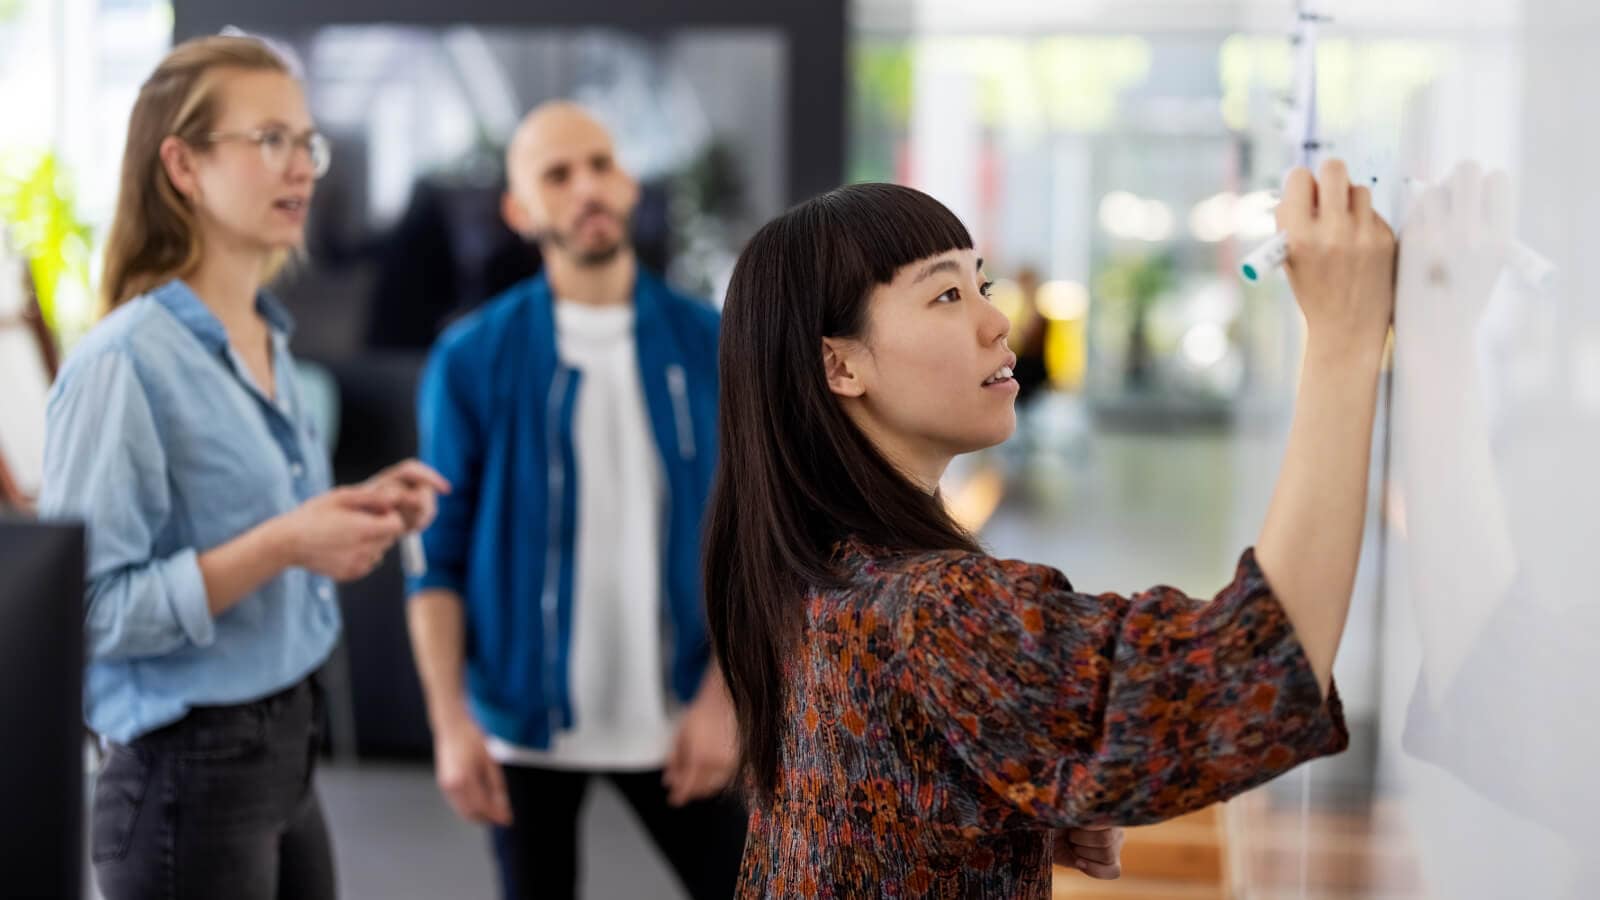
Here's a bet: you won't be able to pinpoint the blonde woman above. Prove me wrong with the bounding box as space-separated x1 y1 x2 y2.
39 36 446 900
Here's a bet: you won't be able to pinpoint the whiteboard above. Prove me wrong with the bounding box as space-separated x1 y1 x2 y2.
1301 1 1600 897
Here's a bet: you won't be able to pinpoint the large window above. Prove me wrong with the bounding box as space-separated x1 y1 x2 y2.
0 0 170 342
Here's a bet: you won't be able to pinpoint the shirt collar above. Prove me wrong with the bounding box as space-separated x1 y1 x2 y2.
150 279 297 353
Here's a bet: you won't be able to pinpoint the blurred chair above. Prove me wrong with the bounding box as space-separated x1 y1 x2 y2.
0 519 86 900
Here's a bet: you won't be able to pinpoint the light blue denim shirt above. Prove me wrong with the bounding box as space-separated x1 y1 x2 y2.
38 279 340 744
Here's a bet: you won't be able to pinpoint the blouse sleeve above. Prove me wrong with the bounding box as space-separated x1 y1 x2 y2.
39 349 214 660
896 548 1347 828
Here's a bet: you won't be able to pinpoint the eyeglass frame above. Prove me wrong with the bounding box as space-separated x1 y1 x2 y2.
200 127 331 179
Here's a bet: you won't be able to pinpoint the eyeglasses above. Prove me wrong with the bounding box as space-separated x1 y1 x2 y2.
203 128 331 179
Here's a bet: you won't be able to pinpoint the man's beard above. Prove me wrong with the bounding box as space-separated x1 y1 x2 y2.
540 205 631 267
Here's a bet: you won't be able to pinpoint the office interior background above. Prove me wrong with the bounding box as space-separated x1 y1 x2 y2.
2 0 1596 897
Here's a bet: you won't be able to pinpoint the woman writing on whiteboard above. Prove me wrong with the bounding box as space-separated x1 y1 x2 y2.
703 160 1395 896
39 36 445 899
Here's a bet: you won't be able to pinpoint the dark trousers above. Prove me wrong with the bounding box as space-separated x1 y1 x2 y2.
91 679 336 900
491 766 747 900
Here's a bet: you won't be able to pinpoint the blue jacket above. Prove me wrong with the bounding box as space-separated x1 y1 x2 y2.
410 270 720 749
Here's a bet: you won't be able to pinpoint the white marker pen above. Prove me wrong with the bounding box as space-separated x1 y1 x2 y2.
400 533 427 578
1240 229 1554 288
1239 233 1289 283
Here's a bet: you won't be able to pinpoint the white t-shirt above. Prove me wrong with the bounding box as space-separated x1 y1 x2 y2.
486 300 679 771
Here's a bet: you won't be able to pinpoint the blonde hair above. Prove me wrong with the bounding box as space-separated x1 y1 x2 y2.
100 35 293 312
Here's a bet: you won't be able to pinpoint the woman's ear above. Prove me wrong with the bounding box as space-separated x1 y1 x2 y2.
158 136 200 202
822 338 867 399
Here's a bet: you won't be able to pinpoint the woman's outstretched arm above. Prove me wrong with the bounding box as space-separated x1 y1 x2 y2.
1254 159 1398 698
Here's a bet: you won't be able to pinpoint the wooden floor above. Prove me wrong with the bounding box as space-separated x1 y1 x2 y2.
1052 795 1427 900
1054 807 1230 900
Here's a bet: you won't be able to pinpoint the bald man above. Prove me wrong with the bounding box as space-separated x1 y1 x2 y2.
407 103 745 899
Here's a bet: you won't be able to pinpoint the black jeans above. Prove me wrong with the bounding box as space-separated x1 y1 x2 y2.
91 678 335 900
491 766 747 900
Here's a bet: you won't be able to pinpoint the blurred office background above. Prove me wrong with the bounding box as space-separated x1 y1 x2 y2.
3 0 1596 897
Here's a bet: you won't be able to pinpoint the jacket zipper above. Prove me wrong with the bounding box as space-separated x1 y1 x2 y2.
666 364 695 461
541 366 571 738
662 364 692 704
660 454 679 708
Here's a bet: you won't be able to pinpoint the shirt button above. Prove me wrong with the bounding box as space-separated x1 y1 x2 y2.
290 462 305 478
317 583 333 601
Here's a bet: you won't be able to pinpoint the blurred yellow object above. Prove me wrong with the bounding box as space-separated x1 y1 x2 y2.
1046 317 1087 391
1037 280 1089 321
988 277 1026 325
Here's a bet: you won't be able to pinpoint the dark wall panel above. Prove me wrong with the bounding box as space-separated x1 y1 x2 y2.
173 0 846 204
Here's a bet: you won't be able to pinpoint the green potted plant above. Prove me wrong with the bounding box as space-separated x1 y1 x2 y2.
0 151 94 344
1094 252 1175 391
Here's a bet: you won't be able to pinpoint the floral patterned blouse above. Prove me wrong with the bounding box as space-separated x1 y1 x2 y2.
737 540 1348 898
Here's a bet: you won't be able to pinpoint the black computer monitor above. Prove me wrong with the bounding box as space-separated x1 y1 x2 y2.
0 519 85 900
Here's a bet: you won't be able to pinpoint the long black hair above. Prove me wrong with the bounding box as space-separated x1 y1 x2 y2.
703 183 985 804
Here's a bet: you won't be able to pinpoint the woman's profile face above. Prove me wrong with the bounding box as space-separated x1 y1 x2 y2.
173 69 318 256
828 247 1019 468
